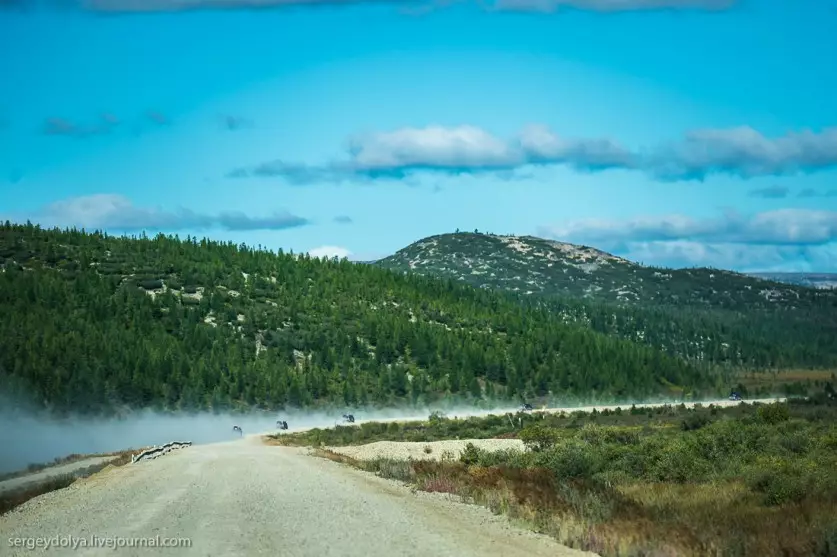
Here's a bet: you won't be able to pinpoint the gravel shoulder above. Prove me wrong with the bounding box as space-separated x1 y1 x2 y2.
0 435 595 557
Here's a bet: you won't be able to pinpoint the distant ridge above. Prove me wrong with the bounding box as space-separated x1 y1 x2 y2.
746 272 837 290
375 231 831 307
374 231 837 370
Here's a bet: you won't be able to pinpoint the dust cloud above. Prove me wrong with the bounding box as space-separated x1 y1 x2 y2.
0 398 523 475
0 393 772 475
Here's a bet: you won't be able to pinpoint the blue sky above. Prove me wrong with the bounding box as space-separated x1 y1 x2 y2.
1 0 836 271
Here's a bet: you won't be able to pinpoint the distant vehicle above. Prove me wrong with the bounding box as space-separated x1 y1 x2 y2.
233 425 243 436
519 403 533 413
729 392 743 402
276 420 289 430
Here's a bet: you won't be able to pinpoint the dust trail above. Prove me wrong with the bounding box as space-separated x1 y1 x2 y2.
0 396 785 475
0 400 508 474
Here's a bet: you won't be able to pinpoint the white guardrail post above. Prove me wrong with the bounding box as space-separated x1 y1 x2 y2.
132 441 192 464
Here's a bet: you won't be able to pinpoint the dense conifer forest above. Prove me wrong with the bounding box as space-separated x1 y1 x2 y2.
377 232 837 369
0 223 714 416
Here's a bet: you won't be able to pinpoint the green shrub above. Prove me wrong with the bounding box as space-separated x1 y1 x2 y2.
758 402 791 425
537 440 601 480
778 430 811 455
681 412 711 431
366 458 414 482
648 438 709 483
460 442 482 466
746 466 808 506
577 424 640 446
519 424 560 452
428 411 448 423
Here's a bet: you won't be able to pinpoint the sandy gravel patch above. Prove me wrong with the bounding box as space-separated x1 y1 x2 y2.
327 438 526 462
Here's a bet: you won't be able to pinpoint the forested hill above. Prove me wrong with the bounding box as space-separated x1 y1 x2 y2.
375 232 837 369
375 232 833 309
0 223 709 416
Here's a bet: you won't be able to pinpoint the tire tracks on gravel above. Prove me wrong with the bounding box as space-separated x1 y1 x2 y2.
1 435 596 557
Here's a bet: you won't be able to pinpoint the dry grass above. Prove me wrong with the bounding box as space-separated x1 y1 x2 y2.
615 482 837 556
762 369 834 382
312 448 360 466
737 369 836 390
0 447 150 483
261 436 290 447
323 452 837 557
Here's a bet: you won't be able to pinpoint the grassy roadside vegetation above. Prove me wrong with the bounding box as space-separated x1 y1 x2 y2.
734 369 836 399
0 448 142 516
280 388 837 556
0 449 144 483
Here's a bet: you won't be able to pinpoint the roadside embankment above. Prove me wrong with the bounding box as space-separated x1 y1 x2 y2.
0 440 191 516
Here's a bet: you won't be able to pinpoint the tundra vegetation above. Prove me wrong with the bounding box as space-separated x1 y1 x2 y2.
278 391 837 557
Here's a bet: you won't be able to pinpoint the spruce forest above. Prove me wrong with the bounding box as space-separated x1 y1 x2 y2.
0 222 827 416
1 222 710 416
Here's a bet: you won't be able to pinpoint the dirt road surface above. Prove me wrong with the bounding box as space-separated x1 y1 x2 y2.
536 397 786 416
316 397 788 432
0 435 596 557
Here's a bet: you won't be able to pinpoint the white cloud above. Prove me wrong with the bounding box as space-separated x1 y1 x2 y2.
616 241 835 271
231 124 837 184
307 245 353 260
650 126 837 181
538 209 837 247
537 209 837 271
347 125 518 171
5 194 310 232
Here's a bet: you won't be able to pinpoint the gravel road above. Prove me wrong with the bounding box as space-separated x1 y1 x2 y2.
327 398 787 430
0 435 596 557
538 398 785 415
